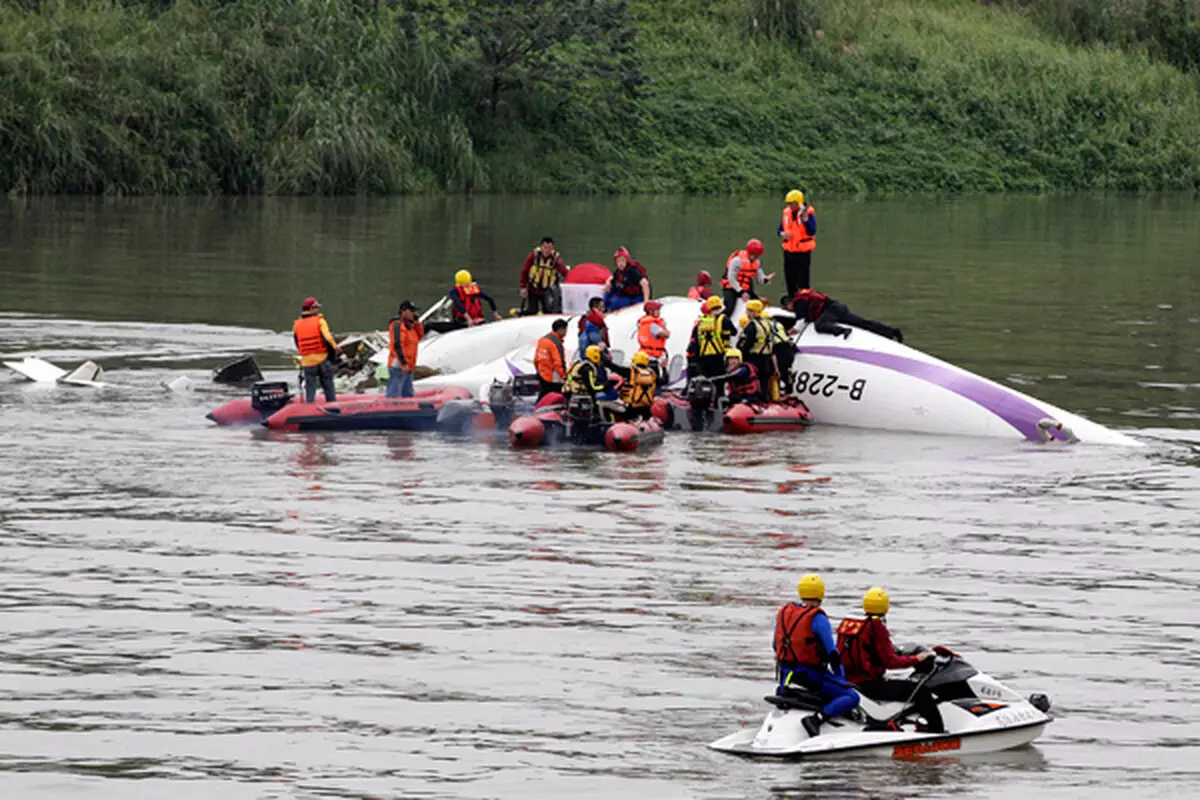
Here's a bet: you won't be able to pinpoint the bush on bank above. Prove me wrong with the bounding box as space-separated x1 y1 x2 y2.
2 0 1199 195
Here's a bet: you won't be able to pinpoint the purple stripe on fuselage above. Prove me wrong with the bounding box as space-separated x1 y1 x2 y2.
505 358 523 376
797 346 1067 442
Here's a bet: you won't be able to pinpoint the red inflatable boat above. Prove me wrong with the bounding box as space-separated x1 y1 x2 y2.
509 395 664 451
262 386 472 432
722 400 813 435
208 384 467 427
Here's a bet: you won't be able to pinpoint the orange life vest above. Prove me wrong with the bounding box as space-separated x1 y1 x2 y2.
454 283 484 322
721 250 759 291
774 603 825 666
389 317 423 369
793 288 829 322
293 314 327 357
637 315 668 358
781 205 816 253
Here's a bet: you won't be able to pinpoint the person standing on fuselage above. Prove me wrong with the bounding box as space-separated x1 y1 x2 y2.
779 189 817 297
520 236 569 315
774 573 860 739
721 238 775 312
449 270 503 329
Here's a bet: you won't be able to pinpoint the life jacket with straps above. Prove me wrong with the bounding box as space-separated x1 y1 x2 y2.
293 314 328 357
781 205 816 253
619 364 657 407
694 312 728 357
527 250 561 291
637 315 668 358
577 310 610 346
564 360 600 396
612 262 648 297
837 616 883 683
768 317 791 348
746 317 774 356
793 288 829 322
721 250 759 291
774 603 825 666
453 283 484 322
727 362 760 398
687 285 712 301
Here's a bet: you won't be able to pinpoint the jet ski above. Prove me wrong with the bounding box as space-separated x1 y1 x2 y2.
709 647 1051 760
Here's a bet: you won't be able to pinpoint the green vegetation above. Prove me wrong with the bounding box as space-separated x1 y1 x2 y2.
2 0 1199 194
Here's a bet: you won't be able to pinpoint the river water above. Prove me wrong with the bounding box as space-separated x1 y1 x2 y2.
1 195 1198 799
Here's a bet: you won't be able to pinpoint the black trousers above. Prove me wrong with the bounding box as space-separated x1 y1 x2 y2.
694 355 726 378
773 344 795 392
815 301 902 342
783 250 812 298
724 285 759 313
537 379 562 400
857 678 944 732
745 354 774 400
523 289 561 316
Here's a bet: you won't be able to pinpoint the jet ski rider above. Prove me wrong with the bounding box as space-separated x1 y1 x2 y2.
774 573 861 739
837 587 944 733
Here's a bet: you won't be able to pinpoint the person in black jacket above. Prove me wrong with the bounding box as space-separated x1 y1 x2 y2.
788 289 903 343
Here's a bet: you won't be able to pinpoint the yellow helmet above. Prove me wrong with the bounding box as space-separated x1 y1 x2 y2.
746 299 764 314
785 189 805 204
631 350 651 367
705 295 724 312
455 269 472 286
585 345 603 363
724 348 742 360
738 314 749 329
798 573 825 601
863 587 890 616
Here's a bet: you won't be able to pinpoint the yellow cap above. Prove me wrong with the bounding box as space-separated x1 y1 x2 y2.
785 189 804 204
798 573 825 601
455 269 472 286
863 587 890 616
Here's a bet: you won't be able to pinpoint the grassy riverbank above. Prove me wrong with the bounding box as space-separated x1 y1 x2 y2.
3 0 1200 194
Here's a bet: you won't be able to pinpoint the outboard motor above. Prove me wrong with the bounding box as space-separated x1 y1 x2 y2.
566 395 597 445
488 379 516 430
687 377 718 432
250 381 292 418
436 400 477 435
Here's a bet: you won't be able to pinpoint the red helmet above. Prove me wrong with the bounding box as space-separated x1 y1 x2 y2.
614 246 631 264
696 270 712 286
644 300 662 314
746 238 765 257
301 296 320 311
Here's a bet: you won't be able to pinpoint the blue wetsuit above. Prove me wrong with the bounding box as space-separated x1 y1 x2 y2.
777 607 860 719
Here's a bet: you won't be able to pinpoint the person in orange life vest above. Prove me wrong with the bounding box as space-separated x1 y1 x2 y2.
293 296 343 403
775 573 860 739
837 587 944 733
603 246 651 312
686 270 713 302
717 349 762 404
449 269 502 329
578 296 610 354
790 288 903 343
721 238 775 312
386 300 424 398
534 318 569 400
637 300 670 384
778 189 817 298
519 236 569 315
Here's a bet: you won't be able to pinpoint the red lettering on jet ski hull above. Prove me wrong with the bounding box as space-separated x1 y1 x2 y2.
892 737 962 759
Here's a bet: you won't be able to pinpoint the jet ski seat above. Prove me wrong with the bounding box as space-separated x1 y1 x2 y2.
764 691 824 712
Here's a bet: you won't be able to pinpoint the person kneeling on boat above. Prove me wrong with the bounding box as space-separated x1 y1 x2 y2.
293 296 344 403
607 350 658 421
790 288 903 343
776 573 861 738
449 270 503 329
564 345 622 418
718 349 763 404
737 300 779 399
688 296 736 379
837 587 944 733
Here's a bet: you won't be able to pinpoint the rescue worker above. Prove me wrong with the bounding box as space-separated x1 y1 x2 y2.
449 270 502 328
386 300 423 398
577 296 609 355
534 318 569 400
687 295 736 378
778 189 817 297
721 238 775 312
564 344 619 408
293 296 343 403
602 246 651 312
608 350 658 421
791 288 903 343
719 349 761 405
775 573 861 739
762 303 796 398
837 587 944 733
636 300 670 384
737 299 777 400
519 236 569 315
686 270 713 302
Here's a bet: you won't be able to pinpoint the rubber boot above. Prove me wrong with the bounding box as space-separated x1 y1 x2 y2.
802 713 823 738
767 375 780 402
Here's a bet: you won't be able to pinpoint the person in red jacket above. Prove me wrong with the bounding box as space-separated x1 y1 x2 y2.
836 587 944 733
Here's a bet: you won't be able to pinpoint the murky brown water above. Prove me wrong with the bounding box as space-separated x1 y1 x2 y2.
1 196 1198 798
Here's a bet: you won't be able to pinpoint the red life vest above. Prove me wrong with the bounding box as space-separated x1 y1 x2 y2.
454 283 484 322
293 315 327 356
613 262 648 297
837 616 883 683
727 362 760 398
774 603 825 666
637 314 668 358
793 288 829 322
687 285 712 301
721 250 759 291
